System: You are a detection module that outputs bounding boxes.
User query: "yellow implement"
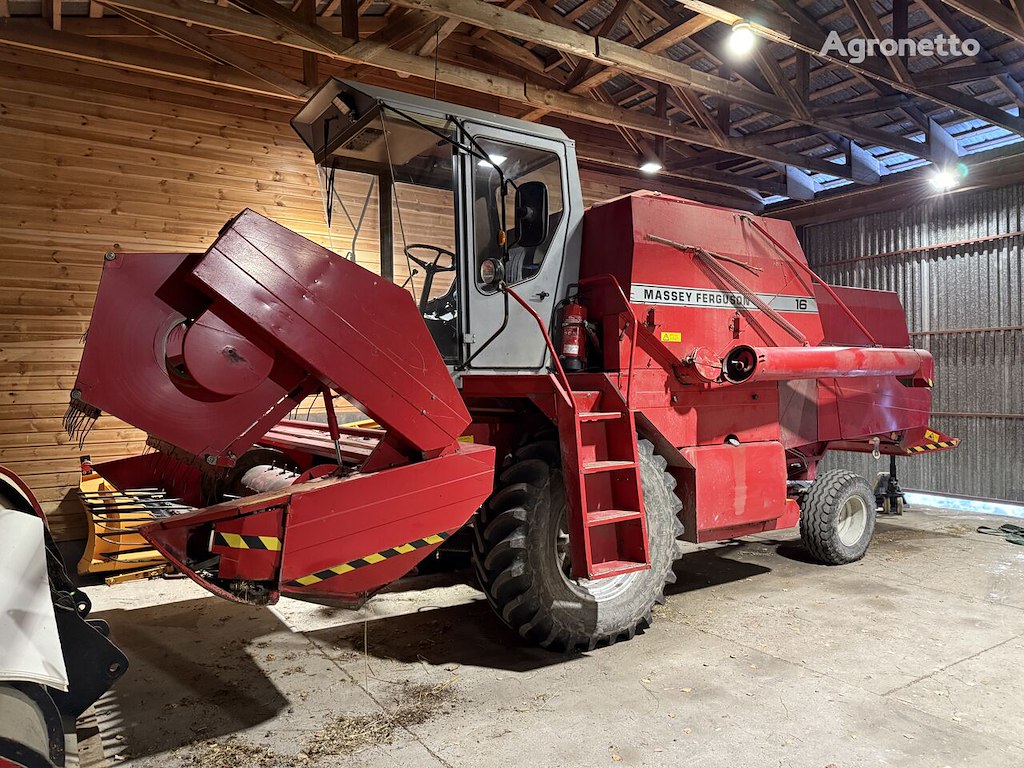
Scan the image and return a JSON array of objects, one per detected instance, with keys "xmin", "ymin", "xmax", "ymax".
[{"xmin": 76, "ymin": 458, "xmax": 179, "ymax": 576}]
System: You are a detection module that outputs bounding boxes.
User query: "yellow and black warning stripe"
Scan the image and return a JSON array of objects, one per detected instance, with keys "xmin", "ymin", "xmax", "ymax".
[
  {"xmin": 213, "ymin": 531, "xmax": 282, "ymax": 551},
  {"xmin": 910, "ymin": 440, "xmax": 958, "ymax": 453},
  {"xmin": 287, "ymin": 532, "xmax": 451, "ymax": 588}
]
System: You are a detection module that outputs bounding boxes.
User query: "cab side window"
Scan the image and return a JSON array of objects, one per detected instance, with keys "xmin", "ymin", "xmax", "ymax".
[{"xmin": 473, "ymin": 139, "xmax": 564, "ymax": 289}]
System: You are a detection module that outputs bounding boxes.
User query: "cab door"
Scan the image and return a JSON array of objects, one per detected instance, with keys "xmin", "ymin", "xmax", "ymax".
[{"xmin": 458, "ymin": 123, "xmax": 582, "ymax": 371}]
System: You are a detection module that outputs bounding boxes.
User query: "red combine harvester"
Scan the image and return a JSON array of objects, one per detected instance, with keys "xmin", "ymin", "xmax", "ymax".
[{"xmin": 64, "ymin": 80, "xmax": 957, "ymax": 650}]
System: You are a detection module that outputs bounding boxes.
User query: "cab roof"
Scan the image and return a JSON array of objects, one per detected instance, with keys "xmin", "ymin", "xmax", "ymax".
[{"xmin": 291, "ymin": 78, "xmax": 572, "ymax": 165}]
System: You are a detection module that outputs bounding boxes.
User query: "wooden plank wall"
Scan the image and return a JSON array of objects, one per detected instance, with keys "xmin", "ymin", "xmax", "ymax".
[{"xmin": 0, "ymin": 63, "xmax": 626, "ymax": 540}]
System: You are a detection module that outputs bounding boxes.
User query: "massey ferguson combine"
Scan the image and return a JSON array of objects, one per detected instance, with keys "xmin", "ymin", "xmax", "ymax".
[{"xmin": 63, "ymin": 79, "xmax": 957, "ymax": 651}]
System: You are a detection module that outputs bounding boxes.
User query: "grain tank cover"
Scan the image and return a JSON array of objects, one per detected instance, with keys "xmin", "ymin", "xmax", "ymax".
[{"xmin": 580, "ymin": 192, "xmax": 827, "ymax": 358}]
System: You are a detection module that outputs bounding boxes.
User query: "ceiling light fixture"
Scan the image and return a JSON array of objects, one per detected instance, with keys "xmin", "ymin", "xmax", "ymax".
[
  {"xmin": 727, "ymin": 20, "xmax": 757, "ymax": 57},
  {"xmin": 930, "ymin": 165, "xmax": 966, "ymax": 192}
]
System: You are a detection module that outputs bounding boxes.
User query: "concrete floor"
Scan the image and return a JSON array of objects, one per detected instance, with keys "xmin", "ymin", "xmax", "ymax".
[{"xmin": 85, "ymin": 506, "xmax": 1024, "ymax": 768}]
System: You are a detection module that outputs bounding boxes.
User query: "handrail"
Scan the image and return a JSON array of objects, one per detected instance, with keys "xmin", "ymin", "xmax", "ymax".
[
  {"xmin": 578, "ymin": 274, "xmax": 639, "ymax": 408},
  {"xmin": 504, "ymin": 285, "xmax": 575, "ymax": 408}
]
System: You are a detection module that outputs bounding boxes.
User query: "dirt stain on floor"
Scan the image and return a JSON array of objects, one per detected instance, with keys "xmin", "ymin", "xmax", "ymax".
[
  {"xmin": 185, "ymin": 678, "xmax": 458, "ymax": 767},
  {"xmin": 305, "ymin": 678, "xmax": 458, "ymax": 758}
]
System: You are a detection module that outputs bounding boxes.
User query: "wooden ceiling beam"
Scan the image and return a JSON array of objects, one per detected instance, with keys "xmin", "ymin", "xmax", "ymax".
[
  {"xmin": 580, "ymin": 143, "xmax": 784, "ymax": 196},
  {"xmin": 939, "ymin": 0, "xmax": 1024, "ymax": 44},
  {"xmin": 113, "ymin": 6, "xmax": 310, "ymax": 100},
  {"xmin": 676, "ymin": 0, "xmax": 1024, "ymax": 136},
  {"xmin": 299, "ymin": 0, "xmax": 319, "ymax": 86},
  {"xmin": 0, "ymin": 21, "xmax": 307, "ymax": 101},
  {"xmin": 579, "ymin": 164, "xmax": 761, "ymax": 210},
  {"xmin": 640, "ymin": 7, "xmax": 928, "ymax": 159},
  {"xmin": 810, "ymin": 93, "xmax": 910, "ymax": 120},
  {"xmin": 917, "ymin": 0, "xmax": 1024, "ymax": 108},
  {"xmin": 752, "ymin": 44, "xmax": 811, "ymax": 121},
  {"xmin": 844, "ymin": 0, "xmax": 913, "ymax": 84},
  {"xmin": 417, "ymin": 17, "xmax": 461, "ymax": 56},
  {"xmin": 8, "ymin": 0, "xmax": 839, "ymax": 175},
  {"xmin": 770, "ymin": 143, "xmax": 1024, "ymax": 225},
  {"xmin": 52, "ymin": 0, "xmax": 861, "ymax": 179},
  {"xmin": 914, "ymin": 61, "xmax": 1010, "ymax": 87},
  {"xmin": 1013, "ymin": 0, "xmax": 1024, "ymax": 32},
  {"xmin": 387, "ymin": 0, "xmax": 795, "ymax": 117},
  {"xmin": 562, "ymin": 0, "xmax": 632, "ymax": 91}
]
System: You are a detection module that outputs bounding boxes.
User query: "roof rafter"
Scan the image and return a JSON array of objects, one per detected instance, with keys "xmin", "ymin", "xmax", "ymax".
[
  {"xmin": 939, "ymin": 0, "xmax": 1024, "ymax": 43},
  {"xmin": 52, "ymin": 0, "xmax": 853, "ymax": 179},
  {"xmin": 675, "ymin": 0, "xmax": 1024, "ymax": 136}
]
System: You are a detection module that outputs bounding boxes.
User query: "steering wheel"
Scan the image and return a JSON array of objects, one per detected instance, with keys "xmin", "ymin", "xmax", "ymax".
[
  {"xmin": 404, "ymin": 244, "xmax": 456, "ymax": 313},
  {"xmin": 404, "ymin": 244, "xmax": 456, "ymax": 273}
]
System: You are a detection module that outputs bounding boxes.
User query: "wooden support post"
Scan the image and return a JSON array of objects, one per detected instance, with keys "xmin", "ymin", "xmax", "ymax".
[
  {"xmin": 340, "ymin": 0, "xmax": 359, "ymax": 39},
  {"xmin": 892, "ymin": 0, "xmax": 909, "ymax": 66},
  {"xmin": 654, "ymin": 83, "xmax": 667, "ymax": 162},
  {"xmin": 794, "ymin": 50, "xmax": 809, "ymax": 103},
  {"xmin": 300, "ymin": 0, "xmax": 319, "ymax": 87},
  {"xmin": 42, "ymin": 0, "xmax": 61, "ymax": 30},
  {"xmin": 379, "ymin": 174, "xmax": 394, "ymax": 282},
  {"xmin": 716, "ymin": 63, "xmax": 730, "ymax": 138}
]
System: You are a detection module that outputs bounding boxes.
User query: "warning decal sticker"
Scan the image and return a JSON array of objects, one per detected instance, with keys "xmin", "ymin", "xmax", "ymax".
[{"xmin": 630, "ymin": 284, "xmax": 818, "ymax": 314}]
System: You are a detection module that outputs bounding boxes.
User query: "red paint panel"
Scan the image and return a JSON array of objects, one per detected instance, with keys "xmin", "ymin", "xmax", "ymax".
[
  {"xmin": 73, "ymin": 250, "xmax": 309, "ymax": 462},
  {"xmin": 190, "ymin": 210, "xmax": 469, "ymax": 455},
  {"xmin": 214, "ymin": 507, "xmax": 284, "ymax": 581},
  {"xmin": 281, "ymin": 442, "xmax": 495, "ymax": 581},
  {"xmin": 581, "ymin": 193, "xmax": 826, "ymax": 359},
  {"xmin": 681, "ymin": 442, "xmax": 789, "ymax": 542},
  {"xmin": 815, "ymin": 284, "xmax": 911, "ymax": 347},
  {"xmin": 833, "ymin": 378, "xmax": 931, "ymax": 440},
  {"xmin": 140, "ymin": 442, "xmax": 494, "ymax": 604}
]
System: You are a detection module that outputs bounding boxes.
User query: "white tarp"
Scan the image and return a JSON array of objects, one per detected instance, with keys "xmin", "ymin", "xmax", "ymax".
[{"xmin": 0, "ymin": 509, "xmax": 69, "ymax": 691}]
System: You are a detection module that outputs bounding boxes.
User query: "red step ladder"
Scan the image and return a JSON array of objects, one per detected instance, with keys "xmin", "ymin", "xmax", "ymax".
[{"xmin": 556, "ymin": 384, "xmax": 650, "ymax": 580}]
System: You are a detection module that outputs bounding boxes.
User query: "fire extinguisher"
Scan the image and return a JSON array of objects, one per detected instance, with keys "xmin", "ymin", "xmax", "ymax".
[{"xmin": 560, "ymin": 297, "xmax": 587, "ymax": 372}]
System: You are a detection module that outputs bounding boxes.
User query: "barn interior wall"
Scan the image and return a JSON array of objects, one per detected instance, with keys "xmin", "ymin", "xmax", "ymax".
[
  {"xmin": 0, "ymin": 64, "xmax": 625, "ymax": 540},
  {"xmin": 800, "ymin": 183, "xmax": 1024, "ymax": 504}
]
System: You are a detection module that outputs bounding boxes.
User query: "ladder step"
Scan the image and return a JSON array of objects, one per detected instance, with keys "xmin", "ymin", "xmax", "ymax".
[
  {"xmin": 585, "ymin": 509, "xmax": 643, "ymax": 527},
  {"xmin": 582, "ymin": 460, "xmax": 636, "ymax": 474},
  {"xmin": 578, "ymin": 411, "xmax": 622, "ymax": 422},
  {"xmin": 590, "ymin": 560, "xmax": 649, "ymax": 579},
  {"xmin": 570, "ymin": 390, "xmax": 602, "ymax": 410}
]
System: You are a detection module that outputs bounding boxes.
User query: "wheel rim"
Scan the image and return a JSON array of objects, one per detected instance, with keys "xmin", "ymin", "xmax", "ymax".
[
  {"xmin": 836, "ymin": 495, "xmax": 869, "ymax": 547},
  {"xmin": 555, "ymin": 515, "xmax": 639, "ymax": 600}
]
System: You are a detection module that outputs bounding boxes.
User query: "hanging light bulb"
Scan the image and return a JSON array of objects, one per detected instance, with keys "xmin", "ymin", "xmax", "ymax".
[{"xmin": 727, "ymin": 20, "xmax": 757, "ymax": 57}]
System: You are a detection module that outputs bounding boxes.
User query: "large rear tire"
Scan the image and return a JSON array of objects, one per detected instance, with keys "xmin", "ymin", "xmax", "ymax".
[
  {"xmin": 799, "ymin": 470, "xmax": 877, "ymax": 565},
  {"xmin": 471, "ymin": 438, "xmax": 684, "ymax": 651}
]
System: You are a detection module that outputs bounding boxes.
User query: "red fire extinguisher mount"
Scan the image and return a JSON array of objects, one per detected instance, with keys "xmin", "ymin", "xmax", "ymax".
[{"xmin": 560, "ymin": 297, "xmax": 587, "ymax": 372}]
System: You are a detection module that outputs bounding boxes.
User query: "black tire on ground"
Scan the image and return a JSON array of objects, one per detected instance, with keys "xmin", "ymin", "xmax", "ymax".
[
  {"xmin": 471, "ymin": 438, "xmax": 684, "ymax": 652},
  {"xmin": 799, "ymin": 469, "xmax": 877, "ymax": 565}
]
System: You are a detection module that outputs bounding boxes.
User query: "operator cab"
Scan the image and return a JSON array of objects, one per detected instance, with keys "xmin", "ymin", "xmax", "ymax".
[{"xmin": 292, "ymin": 79, "xmax": 584, "ymax": 371}]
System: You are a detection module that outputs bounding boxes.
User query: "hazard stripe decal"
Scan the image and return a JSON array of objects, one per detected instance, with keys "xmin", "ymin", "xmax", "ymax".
[
  {"xmin": 910, "ymin": 440, "xmax": 958, "ymax": 452},
  {"xmin": 286, "ymin": 532, "xmax": 451, "ymax": 588},
  {"xmin": 213, "ymin": 532, "xmax": 282, "ymax": 551}
]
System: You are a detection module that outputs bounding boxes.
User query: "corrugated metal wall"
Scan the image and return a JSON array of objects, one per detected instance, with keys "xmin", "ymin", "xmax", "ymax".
[{"xmin": 799, "ymin": 183, "xmax": 1024, "ymax": 503}]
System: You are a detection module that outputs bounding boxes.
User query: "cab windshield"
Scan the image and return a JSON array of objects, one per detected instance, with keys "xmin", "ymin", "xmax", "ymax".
[{"xmin": 318, "ymin": 106, "xmax": 460, "ymax": 361}]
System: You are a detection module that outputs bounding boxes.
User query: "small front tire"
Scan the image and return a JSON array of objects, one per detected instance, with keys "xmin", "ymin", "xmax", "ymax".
[{"xmin": 799, "ymin": 470, "xmax": 876, "ymax": 565}]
